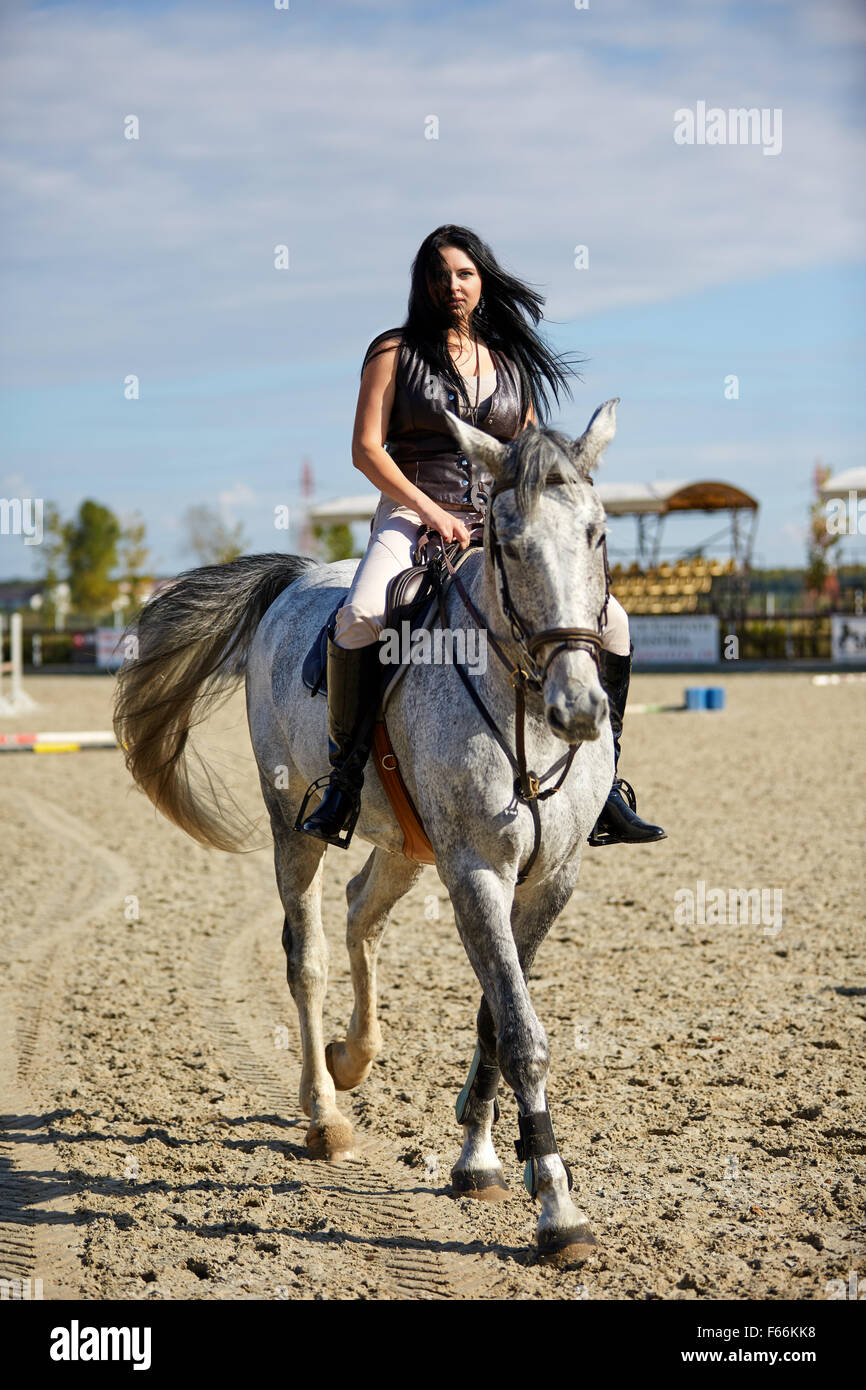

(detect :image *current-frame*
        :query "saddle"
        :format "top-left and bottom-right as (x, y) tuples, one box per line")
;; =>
(300, 523), (484, 865)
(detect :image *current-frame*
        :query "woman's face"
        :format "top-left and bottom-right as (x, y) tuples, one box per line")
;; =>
(429, 245), (482, 323)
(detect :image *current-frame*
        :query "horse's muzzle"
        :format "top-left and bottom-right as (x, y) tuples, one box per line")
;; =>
(544, 683), (608, 744)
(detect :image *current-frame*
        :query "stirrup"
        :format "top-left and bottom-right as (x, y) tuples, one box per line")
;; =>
(613, 776), (636, 811)
(587, 779), (637, 847)
(294, 773), (361, 849)
(587, 777), (665, 848)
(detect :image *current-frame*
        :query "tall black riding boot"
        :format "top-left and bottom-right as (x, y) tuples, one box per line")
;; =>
(588, 644), (667, 847)
(295, 637), (382, 849)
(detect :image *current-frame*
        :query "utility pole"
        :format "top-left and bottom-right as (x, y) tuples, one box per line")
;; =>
(299, 456), (315, 555)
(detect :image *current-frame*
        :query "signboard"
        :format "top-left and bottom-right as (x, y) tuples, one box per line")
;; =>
(69, 630), (97, 665)
(629, 615), (720, 664)
(831, 615), (866, 662)
(95, 627), (124, 670)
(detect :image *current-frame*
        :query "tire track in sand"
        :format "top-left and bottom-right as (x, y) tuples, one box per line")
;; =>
(0, 787), (131, 1299)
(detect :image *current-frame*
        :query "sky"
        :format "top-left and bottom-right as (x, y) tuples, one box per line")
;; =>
(0, 0), (864, 579)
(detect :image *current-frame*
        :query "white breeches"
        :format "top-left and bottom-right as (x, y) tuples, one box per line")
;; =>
(334, 493), (630, 657)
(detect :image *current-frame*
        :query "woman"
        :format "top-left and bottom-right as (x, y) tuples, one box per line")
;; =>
(298, 225), (665, 850)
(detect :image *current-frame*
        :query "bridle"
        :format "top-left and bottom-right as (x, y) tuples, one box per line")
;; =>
(433, 470), (611, 885)
(484, 473), (611, 688)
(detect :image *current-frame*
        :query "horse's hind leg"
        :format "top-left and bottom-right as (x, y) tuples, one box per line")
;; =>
(326, 847), (425, 1091)
(271, 818), (355, 1161)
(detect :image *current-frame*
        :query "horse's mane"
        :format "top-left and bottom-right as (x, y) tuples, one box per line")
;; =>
(495, 426), (591, 519)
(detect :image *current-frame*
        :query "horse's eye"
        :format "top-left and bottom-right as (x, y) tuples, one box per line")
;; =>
(502, 541), (520, 560)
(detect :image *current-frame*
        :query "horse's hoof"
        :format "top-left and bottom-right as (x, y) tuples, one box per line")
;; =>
(450, 1167), (511, 1202)
(325, 1039), (373, 1092)
(305, 1118), (355, 1162)
(536, 1223), (599, 1267)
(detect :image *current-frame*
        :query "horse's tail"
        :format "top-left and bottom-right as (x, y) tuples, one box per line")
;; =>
(113, 552), (318, 853)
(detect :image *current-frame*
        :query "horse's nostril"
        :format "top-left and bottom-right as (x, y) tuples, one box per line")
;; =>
(546, 704), (596, 740)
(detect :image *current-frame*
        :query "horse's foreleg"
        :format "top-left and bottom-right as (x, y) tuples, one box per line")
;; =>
(326, 847), (424, 1091)
(508, 863), (597, 1263)
(273, 823), (355, 1161)
(447, 862), (597, 1263)
(452, 867), (579, 1202)
(451, 995), (510, 1199)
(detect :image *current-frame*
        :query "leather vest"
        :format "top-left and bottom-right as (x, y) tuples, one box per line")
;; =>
(384, 338), (524, 509)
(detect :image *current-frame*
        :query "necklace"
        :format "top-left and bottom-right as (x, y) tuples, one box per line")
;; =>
(468, 338), (480, 426)
(449, 335), (481, 427)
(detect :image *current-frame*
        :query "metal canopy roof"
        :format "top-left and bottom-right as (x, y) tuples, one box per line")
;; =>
(308, 494), (380, 525)
(596, 480), (759, 516)
(819, 467), (866, 500)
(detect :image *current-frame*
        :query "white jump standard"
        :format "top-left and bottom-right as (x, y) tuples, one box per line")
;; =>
(0, 613), (38, 715)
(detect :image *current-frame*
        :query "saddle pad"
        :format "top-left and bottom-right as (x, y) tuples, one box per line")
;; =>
(300, 595), (344, 697)
(300, 545), (482, 715)
(300, 590), (439, 711)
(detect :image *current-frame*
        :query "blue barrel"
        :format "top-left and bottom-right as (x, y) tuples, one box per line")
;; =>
(705, 687), (726, 710)
(685, 687), (708, 710)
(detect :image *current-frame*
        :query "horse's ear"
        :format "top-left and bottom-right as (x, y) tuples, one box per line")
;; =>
(444, 411), (509, 477)
(570, 397), (619, 472)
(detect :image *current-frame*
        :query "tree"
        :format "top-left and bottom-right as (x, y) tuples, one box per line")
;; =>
(182, 504), (248, 565)
(34, 502), (65, 584)
(311, 522), (358, 563)
(63, 499), (121, 618)
(117, 512), (152, 608)
(806, 460), (841, 607)
(33, 501), (67, 625)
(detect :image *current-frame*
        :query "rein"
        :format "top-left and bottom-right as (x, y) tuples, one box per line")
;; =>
(432, 471), (611, 886)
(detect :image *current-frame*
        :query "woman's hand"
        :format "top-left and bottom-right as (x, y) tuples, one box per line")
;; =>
(413, 499), (471, 548)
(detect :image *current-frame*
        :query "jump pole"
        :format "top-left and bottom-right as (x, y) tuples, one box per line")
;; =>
(0, 730), (118, 753)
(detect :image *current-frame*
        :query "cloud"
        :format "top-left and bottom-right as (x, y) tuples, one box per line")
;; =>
(217, 482), (256, 508)
(0, 0), (862, 384)
(0, 0), (861, 572)
(0, 471), (31, 495)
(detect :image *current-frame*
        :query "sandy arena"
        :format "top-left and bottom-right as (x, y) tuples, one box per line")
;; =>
(1, 672), (863, 1301)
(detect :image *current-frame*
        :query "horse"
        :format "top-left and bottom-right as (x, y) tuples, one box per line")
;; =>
(113, 399), (619, 1265)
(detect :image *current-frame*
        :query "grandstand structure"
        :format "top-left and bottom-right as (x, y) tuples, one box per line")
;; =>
(597, 479), (759, 618)
(607, 555), (740, 616)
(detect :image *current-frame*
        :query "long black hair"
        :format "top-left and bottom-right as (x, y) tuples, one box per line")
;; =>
(361, 224), (585, 424)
